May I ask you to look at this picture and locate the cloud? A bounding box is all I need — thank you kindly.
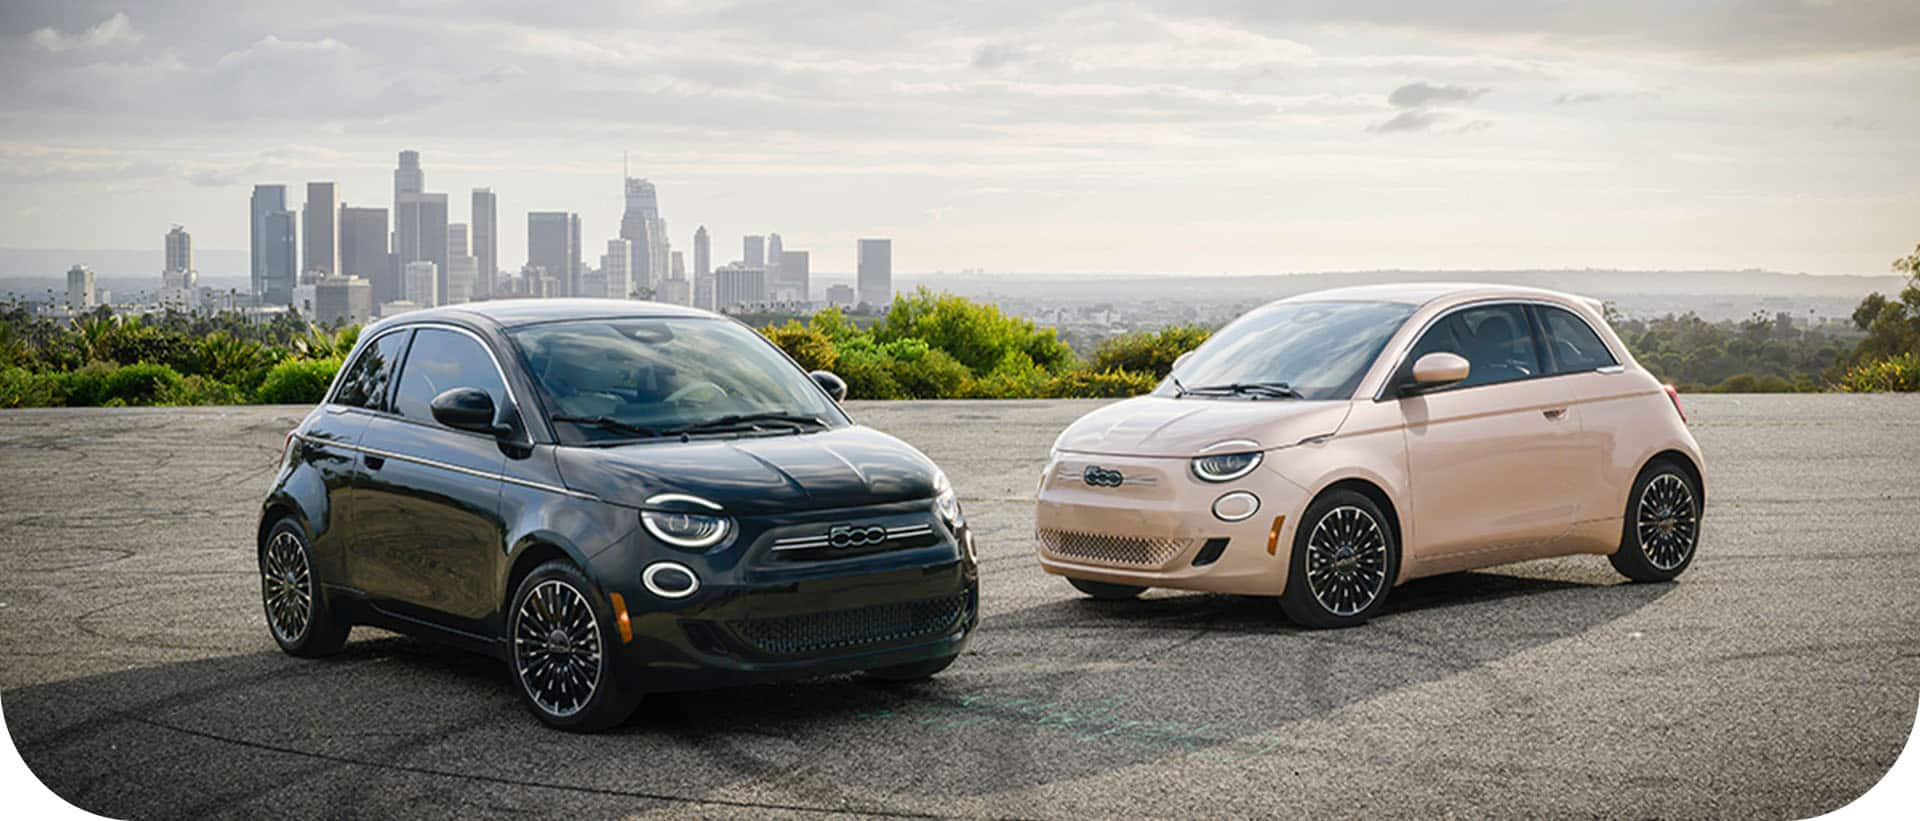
[1388,82,1487,108]
[29,11,142,53]
[1367,109,1447,133]
[971,43,1027,71]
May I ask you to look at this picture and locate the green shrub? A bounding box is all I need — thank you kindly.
[876,288,1076,375]
[256,357,342,404]
[1839,352,1920,392]
[761,321,839,372]
[891,347,974,399]
[1091,325,1211,378]
[98,362,186,405]
[53,361,119,406]
[161,375,250,406]
[1038,368,1159,398]
[0,366,62,408]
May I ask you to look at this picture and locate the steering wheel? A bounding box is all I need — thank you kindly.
[665,381,728,404]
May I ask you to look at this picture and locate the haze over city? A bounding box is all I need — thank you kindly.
[3,1,1917,278]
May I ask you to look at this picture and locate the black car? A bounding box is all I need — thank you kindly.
[258,299,978,730]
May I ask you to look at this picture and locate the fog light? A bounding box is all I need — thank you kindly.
[1212,491,1260,522]
[642,561,700,599]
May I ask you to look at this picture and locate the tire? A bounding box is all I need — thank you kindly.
[864,654,958,683]
[507,560,640,732]
[1067,577,1146,601]
[1279,489,1399,629]
[1610,460,1701,583]
[260,519,350,658]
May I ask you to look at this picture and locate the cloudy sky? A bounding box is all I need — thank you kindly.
[1,1,1916,276]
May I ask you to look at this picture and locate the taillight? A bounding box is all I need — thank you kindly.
[1662,384,1686,424]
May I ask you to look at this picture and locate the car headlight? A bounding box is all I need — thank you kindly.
[1191,451,1263,483]
[641,493,731,549]
[933,469,964,528]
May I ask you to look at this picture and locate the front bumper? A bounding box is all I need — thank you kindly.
[1034,452,1306,595]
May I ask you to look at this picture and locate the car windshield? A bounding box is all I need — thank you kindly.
[1157,300,1416,401]
[508,317,847,444]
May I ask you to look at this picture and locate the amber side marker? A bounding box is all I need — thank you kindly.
[1266,515,1286,555]
[609,592,634,643]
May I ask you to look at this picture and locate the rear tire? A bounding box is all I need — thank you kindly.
[865,654,958,683]
[508,560,640,732]
[1610,460,1701,583]
[1067,577,1146,601]
[1279,489,1398,629]
[261,519,350,658]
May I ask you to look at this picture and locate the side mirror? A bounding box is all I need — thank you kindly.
[810,370,848,402]
[1409,352,1470,389]
[430,387,502,434]
[1172,351,1195,372]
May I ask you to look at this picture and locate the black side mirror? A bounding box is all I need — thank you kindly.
[809,370,848,402]
[430,387,503,435]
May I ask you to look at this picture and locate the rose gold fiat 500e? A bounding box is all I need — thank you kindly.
[1034,283,1703,628]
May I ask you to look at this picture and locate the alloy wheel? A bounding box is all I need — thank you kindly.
[1637,473,1697,571]
[1305,505,1389,616]
[262,531,313,644]
[513,580,603,718]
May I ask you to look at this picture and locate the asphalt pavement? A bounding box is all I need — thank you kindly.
[1,395,1915,818]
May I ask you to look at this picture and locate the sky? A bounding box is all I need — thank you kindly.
[0,1,1916,277]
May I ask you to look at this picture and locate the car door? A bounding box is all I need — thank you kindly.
[351,325,511,632]
[298,328,409,581]
[1531,303,1632,526]
[1392,302,1584,569]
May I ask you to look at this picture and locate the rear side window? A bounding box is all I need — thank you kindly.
[392,328,509,425]
[1407,303,1541,388]
[1538,306,1619,373]
[332,330,409,410]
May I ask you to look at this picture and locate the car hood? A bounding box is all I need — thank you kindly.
[1053,396,1354,457]
[554,425,940,515]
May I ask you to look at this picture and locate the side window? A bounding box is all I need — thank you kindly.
[1538,306,1618,373]
[332,330,409,410]
[392,328,509,425]
[1408,304,1540,389]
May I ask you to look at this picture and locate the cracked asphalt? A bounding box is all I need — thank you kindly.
[1,395,1916,819]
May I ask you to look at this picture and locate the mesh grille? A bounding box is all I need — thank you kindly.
[729,594,969,657]
[1038,528,1190,567]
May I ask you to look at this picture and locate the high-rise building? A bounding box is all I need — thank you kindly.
[66,264,95,312]
[339,205,392,301]
[695,273,715,311]
[164,225,192,276]
[394,150,423,205]
[315,276,372,326]
[570,214,583,295]
[601,238,633,299]
[160,225,198,310]
[715,262,766,309]
[670,250,686,280]
[766,233,784,279]
[471,188,498,298]
[620,177,669,290]
[693,226,710,279]
[447,223,476,304]
[744,235,765,269]
[302,182,340,277]
[777,250,810,302]
[404,261,439,307]
[527,212,577,297]
[826,283,856,307]
[857,238,893,308]
[250,184,297,304]
[395,192,449,304]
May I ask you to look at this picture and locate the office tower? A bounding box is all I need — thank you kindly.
[744,235,765,269]
[620,177,671,290]
[826,284,855,307]
[250,184,297,304]
[857,238,893,308]
[777,250,810,302]
[471,188,497,298]
[302,182,340,277]
[601,238,633,299]
[447,223,476,304]
[527,212,577,297]
[766,233,784,278]
[395,192,449,303]
[315,276,372,326]
[569,214,583,295]
[404,261,439,307]
[670,250,685,280]
[394,150,423,204]
[695,273,715,311]
[693,226,710,278]
[714,263,766,309]
[450,222,468,258]
[66,264,96,311]
[159,226,198,310]
[164,225,192,276]
[339,205,392,300]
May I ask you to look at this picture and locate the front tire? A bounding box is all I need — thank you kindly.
[1279,490,1398,629]
[260,519,350,657]
[508,560,640,732]
[1067,577,1146,601]
[1610,461,1701,582]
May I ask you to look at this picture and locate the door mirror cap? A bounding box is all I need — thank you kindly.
[429,387,502,434]
[1411,352,1471,387]
[1172,351,1196,372]
[810,370,848,402]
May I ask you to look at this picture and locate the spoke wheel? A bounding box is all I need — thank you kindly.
[1304,505,1390,617]
[1635,473,1697,571]
[262,530,313,644]
[513,579,604,719]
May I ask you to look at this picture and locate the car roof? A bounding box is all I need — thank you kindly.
[1278,281,1605,312]
[366,298,724,332]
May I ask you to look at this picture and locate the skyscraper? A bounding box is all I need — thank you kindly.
[395,192,448,304]
[620,177,668,291]
[447,223,476,304]
[766,233,784,279]
[302,182,340,277]
[744,235,765,269]
[858,238,892,308]
[66,264,95,312]
[471,188,498,298]
[315,276,372,326]
[164,225,192,276]
[569,214,583,296]
[161,225,197,308]
[693,226,710,279]
[394,150,423,204]
[250,184,296,304]
[339,205,392,300]
[778,250,810,303]
[601,238,632,299]
[404,261,439,307]
[527,212,576,297]
[714,262,766,309]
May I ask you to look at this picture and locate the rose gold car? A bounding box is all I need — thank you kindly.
[1034,283,1704,628]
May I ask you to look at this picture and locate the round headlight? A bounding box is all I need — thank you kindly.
[1191,451,1262,483]
[933,469,964,528]
[641,493,731,549]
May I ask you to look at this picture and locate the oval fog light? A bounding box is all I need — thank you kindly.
[642,561,700,599]
[1212,491,1260,522]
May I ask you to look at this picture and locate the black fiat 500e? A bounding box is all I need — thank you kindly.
[259,299,978,730]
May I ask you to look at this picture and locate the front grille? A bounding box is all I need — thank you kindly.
[728,593,970,656]
[1038,528,1190,568]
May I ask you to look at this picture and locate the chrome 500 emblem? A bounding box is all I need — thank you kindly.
[828,524,890,548]
[1082,466,1124,487]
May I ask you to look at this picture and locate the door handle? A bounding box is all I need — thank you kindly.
[363,454,385,470]
[1542,408,1567,421]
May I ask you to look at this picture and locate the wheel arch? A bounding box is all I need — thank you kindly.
[1640,449,1705,510]
[502,533,597,612]
[1309,476,1407,584]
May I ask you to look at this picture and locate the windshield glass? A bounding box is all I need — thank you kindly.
[1157,300,1416,401]
[508,317,847,443]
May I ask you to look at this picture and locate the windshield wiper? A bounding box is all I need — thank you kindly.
[664,412,827,436]
[1183,381,1304,400]
[548,415,662,438]
[1170,375,1189,398]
